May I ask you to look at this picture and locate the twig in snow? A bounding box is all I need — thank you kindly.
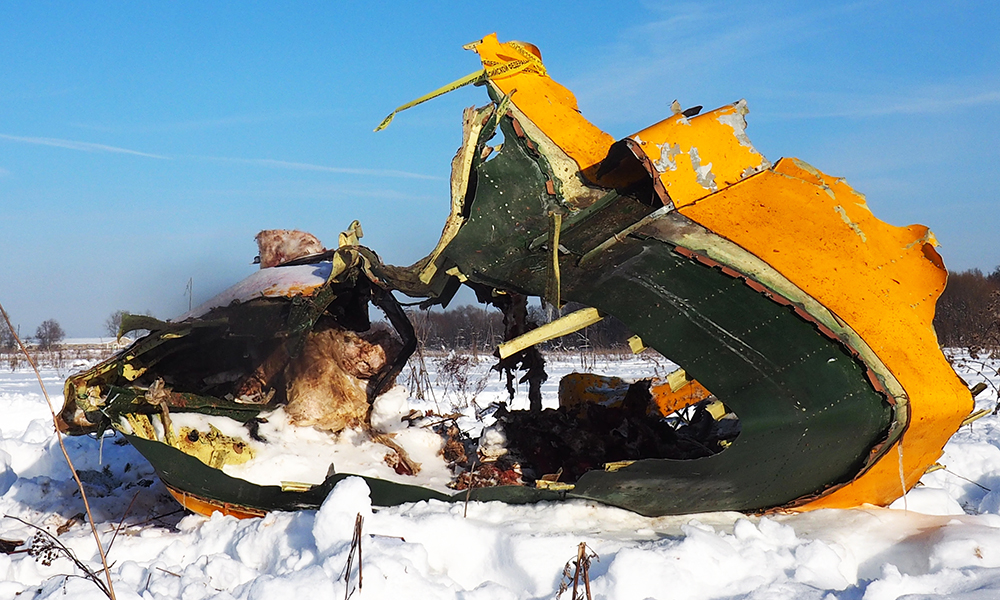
[106,493,141,555]
[129,508,185,528]
[557,542,598,600]
[946,351,1000,414]
[0,301,117,600]
[943,467,992,492]
[342,513,364,599]
[464,459,478,518]
[4,514,112,599]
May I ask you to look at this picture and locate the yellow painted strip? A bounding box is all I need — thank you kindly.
[666,368,688,393]
[962,409,990,427]
[444,266,468,282]
[375,69,485,132]
[121,363,146,381]
[535,480,575,491]
[627,335,645,354]
[338,220,363,247]
[604,460,635,472]
[628,101,770,207]
[471,34,615,178]
[280,482,314,493]
[497,307,602,359]
[706,400,727,420]
[374,54,534,132]
[650,377,714,418]
[546,212,563,308]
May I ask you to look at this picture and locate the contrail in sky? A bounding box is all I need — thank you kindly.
[774,91,1000,120]
[194,156,443,180]
[0,133,169,159]
[0,134,441,180]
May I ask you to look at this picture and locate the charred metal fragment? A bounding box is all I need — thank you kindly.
[489,292,547,413]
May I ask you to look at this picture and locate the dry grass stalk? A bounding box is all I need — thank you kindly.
[342,512,364,600]
[405,343,438,411]
[435,352,489,408]
[557,542,597,600]
[463,459,478,518]
[105,492,141,556]
[5,514,112,598]
[0,301,117,600]
[944,351,1000,414]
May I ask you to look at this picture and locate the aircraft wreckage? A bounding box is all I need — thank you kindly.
[61,35,974,518]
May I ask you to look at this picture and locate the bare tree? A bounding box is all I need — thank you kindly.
[405,302,634,353]
[0,320,16,351]
[989,266,1000,287]
[35,319,65,350]
[934,267,1000,356]
[105,310,127,338]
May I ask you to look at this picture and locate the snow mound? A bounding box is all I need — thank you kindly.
[1,353,999,599]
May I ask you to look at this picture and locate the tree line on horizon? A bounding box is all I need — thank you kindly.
[406,301,633,354]
[0,318,65,351]
[2,265,997,358]
[408,266,1000,358]
[933,266,1000,356]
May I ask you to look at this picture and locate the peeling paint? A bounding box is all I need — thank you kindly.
[716,100,754,149]
[688,146,718,192]
[905,228,938,250]
[834,205,867,242]
[654,142,682,173]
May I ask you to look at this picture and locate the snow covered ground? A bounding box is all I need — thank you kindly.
[1,350,999,599]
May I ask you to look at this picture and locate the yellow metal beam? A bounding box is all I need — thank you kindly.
[497,307,602,359]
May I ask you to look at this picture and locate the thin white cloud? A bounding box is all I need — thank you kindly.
[0,133,169,159]
[198,184,440,203]
[69,110,331,134]
[778,90,1000,119]
[566,2,895,128]
[194,155,443,181]
[0,133,440,179]
[567,3,843,122]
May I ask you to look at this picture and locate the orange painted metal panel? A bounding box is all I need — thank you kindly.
[677,158,972,509]
[470,36,972,509]
[472,34,614,177]
[559,371,713,418]
[165,484,267,519]
[628,104,771,207]
[651,379,714,417]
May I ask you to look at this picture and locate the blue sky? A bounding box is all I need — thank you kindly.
[1,1,998,337]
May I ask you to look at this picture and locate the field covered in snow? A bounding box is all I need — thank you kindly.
[1,350,1000,599]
